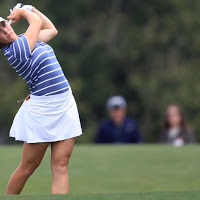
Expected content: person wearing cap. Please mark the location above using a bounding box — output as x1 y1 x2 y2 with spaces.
95 96 142 143
0 4 82 195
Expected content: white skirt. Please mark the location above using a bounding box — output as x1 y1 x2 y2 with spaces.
10 88 82 143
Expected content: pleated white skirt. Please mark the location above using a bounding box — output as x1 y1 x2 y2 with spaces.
10 88 82 143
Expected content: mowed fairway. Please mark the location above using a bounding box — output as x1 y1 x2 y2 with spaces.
0 145 200 200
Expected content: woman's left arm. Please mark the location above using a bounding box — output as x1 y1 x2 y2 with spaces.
32 7 58 43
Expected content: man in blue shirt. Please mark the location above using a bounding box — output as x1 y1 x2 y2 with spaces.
95 96 142 144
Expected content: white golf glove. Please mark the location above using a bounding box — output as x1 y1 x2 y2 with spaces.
22 5 33 12
9 3 23 24
9 3 33 24
10 3 23 13
12 3 33 12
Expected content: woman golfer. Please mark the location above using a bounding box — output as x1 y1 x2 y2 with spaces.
0 4 82 195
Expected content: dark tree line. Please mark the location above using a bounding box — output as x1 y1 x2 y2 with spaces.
0 0 200 143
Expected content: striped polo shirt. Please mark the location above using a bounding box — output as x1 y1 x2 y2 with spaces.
2 34 70 96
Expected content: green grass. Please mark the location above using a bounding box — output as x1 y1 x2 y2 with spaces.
1 191 200 200
0 145 200 199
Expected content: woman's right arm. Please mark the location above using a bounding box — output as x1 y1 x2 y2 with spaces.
7 9 43 51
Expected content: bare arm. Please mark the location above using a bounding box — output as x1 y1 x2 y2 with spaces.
7 9 43 51
32 7 58 43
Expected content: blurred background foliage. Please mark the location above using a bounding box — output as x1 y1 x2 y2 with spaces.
0 0 200 143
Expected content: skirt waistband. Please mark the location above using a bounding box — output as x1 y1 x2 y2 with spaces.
30 87 71 101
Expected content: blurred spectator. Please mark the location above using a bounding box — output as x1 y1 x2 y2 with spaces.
159 104 195 146
95 96 142 144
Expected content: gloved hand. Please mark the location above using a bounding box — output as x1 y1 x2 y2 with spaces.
22 5 33 12
10 3 24 13
9 3 34 24
11 3 33 12
9 3 23 24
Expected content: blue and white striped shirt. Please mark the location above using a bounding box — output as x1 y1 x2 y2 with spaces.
2 34 70 96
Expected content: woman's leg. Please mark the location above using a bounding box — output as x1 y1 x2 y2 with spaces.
51 138 75 194
6 142 49 195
